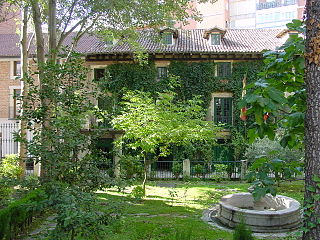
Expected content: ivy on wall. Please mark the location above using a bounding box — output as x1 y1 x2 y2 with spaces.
99 60 263 135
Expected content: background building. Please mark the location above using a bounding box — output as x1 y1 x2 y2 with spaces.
255 0 306 29
179 0 305 30
175 0 229 29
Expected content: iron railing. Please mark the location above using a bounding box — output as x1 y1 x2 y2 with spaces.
149 160 242 180
0 122 19 158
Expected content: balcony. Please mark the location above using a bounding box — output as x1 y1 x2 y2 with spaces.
256 0 297 10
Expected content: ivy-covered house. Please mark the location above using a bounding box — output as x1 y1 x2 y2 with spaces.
78 27 285 172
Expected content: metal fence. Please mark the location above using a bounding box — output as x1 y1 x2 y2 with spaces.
151 161 175 179
150 160 242 180
190 161 241 179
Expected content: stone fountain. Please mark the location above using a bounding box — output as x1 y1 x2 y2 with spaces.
214 193 301 233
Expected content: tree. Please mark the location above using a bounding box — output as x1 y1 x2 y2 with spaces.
112 89 220 192
304 1 320 238
241 17 320 239
240 20 305 148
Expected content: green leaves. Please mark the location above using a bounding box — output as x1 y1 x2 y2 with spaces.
242 20 305 148
113 89 220 158
266 87 287 104
246 154 303 201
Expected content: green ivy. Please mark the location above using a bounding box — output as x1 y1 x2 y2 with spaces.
99 60 263 135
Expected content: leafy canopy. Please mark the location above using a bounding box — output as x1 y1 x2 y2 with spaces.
240 20 305 148
112 89 220 157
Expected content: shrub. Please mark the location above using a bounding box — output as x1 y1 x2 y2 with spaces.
130 186 145 201
193 164 204 178
233 220 254 240
0 154 23 178
213 164 227 182
245 138 304 163
46 182 122 240
120 155 143 179
172 161 183 179
0 185 13 208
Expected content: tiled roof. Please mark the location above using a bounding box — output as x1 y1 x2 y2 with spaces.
0 28 283 57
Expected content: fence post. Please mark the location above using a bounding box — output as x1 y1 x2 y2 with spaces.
34 161 41 177
240 160 248 180
183 159 190 177
113 134 122 178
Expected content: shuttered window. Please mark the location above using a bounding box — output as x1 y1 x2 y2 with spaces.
217 62 232 78
214 97 233 125
157 67 168 80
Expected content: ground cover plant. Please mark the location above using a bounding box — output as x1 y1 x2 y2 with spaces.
99 180 303 240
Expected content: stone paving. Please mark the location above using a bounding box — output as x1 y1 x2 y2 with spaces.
23 215 56 240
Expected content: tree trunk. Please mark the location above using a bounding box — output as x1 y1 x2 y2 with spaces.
19 5 29 177
304 1 320 239
30 0 49 178
142 153 148 196
48 0 57 63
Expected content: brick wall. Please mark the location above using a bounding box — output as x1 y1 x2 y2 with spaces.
0 60 20 119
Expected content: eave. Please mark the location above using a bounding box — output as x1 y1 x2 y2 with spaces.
86 52 263 62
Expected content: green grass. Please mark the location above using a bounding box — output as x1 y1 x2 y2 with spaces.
96 180 304 240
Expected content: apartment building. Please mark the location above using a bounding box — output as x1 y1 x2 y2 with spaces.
175 0 229 29
255 0 306 29
179 0 305 29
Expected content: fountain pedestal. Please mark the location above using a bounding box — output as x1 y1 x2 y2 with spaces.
215 193 301 233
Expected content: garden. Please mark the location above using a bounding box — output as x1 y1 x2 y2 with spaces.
0 1 319 238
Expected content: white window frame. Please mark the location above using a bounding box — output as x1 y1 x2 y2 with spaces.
9 59 21 79
9 86 21 119
214 61 233 78
162 32 174 45
207 92 233 123
210 33 221 46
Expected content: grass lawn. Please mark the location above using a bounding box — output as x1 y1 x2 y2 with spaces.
96 180 304 240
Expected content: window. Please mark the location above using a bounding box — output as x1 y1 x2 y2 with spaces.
105 33 114 45
13 61 21 77
162 33 173 45
157 67 168 80
214 97 233 125
13 89 21 118
94 68 105 81
211 33 221 45
217 62 232 78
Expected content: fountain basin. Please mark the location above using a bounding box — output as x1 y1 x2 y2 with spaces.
215 193 301 233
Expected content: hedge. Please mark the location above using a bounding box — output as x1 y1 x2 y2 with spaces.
0 188 47 240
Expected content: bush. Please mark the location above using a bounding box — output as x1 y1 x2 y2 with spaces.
245 138 304 163
0 188 47 240
193 164 204 178
130 186 145 200
172 161 183 179
0 185 13 208
46 182 122 240
213 164 227 182
0 154 23 178
233 220 254 240
120 155 143 179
